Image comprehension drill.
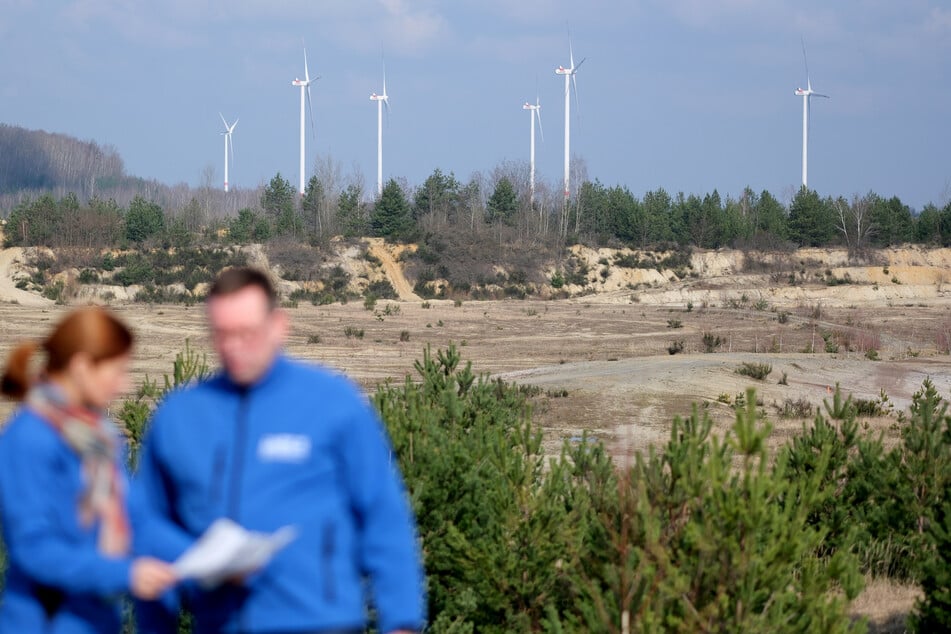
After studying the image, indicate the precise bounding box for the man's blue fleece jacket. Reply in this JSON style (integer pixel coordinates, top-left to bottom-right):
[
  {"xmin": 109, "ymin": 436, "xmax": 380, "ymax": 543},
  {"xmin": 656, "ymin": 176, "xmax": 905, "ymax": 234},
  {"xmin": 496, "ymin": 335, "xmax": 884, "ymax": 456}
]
[{"xmin": 133, "ymin": 354, "xmax": 426, "ymax": 633}]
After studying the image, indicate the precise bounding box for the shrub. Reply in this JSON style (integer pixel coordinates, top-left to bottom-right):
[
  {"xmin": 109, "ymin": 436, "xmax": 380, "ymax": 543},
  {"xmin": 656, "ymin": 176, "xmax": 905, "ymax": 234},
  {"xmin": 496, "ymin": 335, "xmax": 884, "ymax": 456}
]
[
  {"xmin": 367, "ymin": 279, "xmax": 397, "ymax": 300},
  {"xmin": 736, "ymin": 362, "xmax": 772, "ymax": 380},
  {"xmin": 822, "ymin": 331, "xmax": 839, "ymax": 353},
  {"xmin": 42, "ymin": 280, "xmax": 66, "ymax": 303},
  {"xmin": 78, "ymin": 268, "xmax": 100, "ymax": 284},
  {"xmin": 668, "ymin": 340, "xmax": 684, "ymax": 355},
  {"xmin": 399, "ymin": 330, "xmax": 410, "ymax": 342},
  {"xmin": 701, "ymin": 332, "xmax": 723, "ymax": 353},
  {"xmin": 667, "ymin": 318, "xmax": 683, "ymax": 329},
  {"xmin": 775, "ymin": 398, "xmax": 813, "ymax": 418},
  {"xmin": 343, "ymin": 326, "xmax": 364, "ymax": 339}
]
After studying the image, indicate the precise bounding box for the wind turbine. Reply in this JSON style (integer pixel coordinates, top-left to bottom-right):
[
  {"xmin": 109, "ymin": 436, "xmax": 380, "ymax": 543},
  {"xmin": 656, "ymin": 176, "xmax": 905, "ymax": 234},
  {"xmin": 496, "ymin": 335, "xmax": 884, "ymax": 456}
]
[
  {"xmin": 794, "ymin": 39, "xmax": 829, "ymax": 189},
  {"xmin": 369, "ymin": 57, "xmax": 389, "ymax": 198},
  {"xmin": 219, "ymin": 113, "xmax": 237, "ymax": 192},
  {"xmin": 522, "ymin": 96, "xmax": 543, "ymax": 208},
  {"xmin": 291, "ymin": 42, "xmax": 319, "ymax": 195},
  {"xmin": 555, "ymin": 31, "xmax": 584, "ymax": 205}
]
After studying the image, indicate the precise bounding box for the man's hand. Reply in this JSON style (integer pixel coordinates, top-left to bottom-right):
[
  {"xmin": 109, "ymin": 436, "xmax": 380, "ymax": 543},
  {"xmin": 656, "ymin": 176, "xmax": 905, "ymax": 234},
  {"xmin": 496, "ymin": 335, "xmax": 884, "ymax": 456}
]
[{"xmin": 130, "ymin": 557, "xmax": 177, "ymax": 600}]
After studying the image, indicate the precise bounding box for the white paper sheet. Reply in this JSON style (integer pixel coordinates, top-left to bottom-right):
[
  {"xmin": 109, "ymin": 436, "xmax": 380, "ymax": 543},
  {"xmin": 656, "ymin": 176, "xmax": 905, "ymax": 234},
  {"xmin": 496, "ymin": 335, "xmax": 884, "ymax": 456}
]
[{"xmin": 172, "ymin": 518, "xmax": 298, "ymax": 587}]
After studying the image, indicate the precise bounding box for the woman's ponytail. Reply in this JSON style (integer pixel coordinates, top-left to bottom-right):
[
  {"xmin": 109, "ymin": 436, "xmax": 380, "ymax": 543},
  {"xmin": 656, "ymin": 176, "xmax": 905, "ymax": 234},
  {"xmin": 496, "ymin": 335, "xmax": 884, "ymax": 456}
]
[{"xmin": 1, "ymin": 341, "xmax": 40, "ymax": 400}]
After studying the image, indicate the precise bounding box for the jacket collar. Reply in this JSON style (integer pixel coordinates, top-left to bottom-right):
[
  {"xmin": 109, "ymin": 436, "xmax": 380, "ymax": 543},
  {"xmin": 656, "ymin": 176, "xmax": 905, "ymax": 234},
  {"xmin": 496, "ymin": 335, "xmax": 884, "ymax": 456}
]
[{"xmin": 218, "ymin": 352, "xmax": 290, "ymax": 393}]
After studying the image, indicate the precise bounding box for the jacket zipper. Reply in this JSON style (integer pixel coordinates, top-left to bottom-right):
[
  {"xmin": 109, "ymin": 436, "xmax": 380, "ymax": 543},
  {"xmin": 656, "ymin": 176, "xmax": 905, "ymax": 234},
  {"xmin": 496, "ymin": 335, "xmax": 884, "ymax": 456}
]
[
  {"xmin": 227, "ymin": 387, "xmax": 251, "ymax": 632},
  {"xmin": 227, "ymin": 387, "xmax": 250, "ymax": 521}
]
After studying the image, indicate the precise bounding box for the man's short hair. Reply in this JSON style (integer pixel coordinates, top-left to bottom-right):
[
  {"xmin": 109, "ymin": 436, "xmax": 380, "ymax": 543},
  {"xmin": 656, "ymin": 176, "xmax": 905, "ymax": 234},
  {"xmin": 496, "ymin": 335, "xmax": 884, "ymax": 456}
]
[{"xmin": 208, "ymin": 267, "xmax": 278, "ymax": 310}]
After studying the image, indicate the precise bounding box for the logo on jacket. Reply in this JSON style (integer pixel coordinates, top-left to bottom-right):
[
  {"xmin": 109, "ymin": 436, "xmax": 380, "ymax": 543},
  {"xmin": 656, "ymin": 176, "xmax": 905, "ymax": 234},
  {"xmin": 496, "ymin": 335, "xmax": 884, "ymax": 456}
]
[{"xmin": 258, "ymin": 434, "xmax": 311, "ymax": 463}]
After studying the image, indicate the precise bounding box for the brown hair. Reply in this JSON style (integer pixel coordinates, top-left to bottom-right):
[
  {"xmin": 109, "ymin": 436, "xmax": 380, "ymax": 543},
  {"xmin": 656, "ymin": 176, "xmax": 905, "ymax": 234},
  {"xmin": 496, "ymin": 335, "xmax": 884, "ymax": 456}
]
[
  {"xmin": 208, "ymin": 267, "xmax": 277, "ymax": 310},
  {"xmin": 1, "ymin": 307, "xmax": 134, "ymax": 400}
]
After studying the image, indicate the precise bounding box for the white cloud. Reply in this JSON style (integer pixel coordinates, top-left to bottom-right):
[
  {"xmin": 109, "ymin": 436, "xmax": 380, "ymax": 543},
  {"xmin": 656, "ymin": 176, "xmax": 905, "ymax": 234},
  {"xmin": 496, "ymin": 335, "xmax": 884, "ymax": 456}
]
[
  {"xmin": 379, "ymin": 0, "xmax": 450, "ymax": 55},
  {"xmin": 925, "ymin": 6, "xmax": 951, "ymax": 40}
]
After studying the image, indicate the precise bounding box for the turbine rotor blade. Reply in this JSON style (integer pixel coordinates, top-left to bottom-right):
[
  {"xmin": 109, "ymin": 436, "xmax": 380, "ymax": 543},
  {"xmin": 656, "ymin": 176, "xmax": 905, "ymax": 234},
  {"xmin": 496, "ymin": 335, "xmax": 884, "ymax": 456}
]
[
  {"xmin": 574, "ymin": 56, "xmax": 586, "ymax": 71},
  {"xmin": 536, "ymin": 106, "xmax": 544, "ymax": 143},
  {"xmin": 572, "ymin": 74, "xmax": 581, "ymax": 121},
  {"xmin": 801, "ymin": 37, "xmax": 811, "ymax": 90},
  {"xmin": 219, "ymin": 112, "xmax": 228, "ymax": 129},
  {"xmin": 568, "ymin": 26, "xmax": 575, "ymax": 69},
  {"xmin": 307, "ymin": 85, "xmax": 317, "ymax": 144}
]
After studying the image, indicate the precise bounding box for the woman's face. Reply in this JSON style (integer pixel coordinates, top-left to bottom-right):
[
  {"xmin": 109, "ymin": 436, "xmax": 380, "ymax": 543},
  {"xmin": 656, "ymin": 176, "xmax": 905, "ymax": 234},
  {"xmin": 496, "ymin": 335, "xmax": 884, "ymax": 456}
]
[{"xmin": 72, "ymin": 353, "xmax": 131, "ymax": 410}]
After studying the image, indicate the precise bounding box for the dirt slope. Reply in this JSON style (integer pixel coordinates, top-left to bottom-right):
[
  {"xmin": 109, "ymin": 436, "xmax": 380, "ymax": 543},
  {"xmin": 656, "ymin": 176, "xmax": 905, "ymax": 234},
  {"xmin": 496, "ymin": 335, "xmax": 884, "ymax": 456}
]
[
  {"xmin": 365, "ymin": 238, "xmax": 420, "ymax": 301},
  {"xmin": 0, "ymin": 247, "xmax": 52, "ymax": 307}
]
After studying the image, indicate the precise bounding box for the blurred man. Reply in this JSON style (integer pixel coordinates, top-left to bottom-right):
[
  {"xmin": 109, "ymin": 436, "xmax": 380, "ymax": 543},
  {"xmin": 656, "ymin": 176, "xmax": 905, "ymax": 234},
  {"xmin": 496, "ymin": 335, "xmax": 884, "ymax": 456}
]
[{"xmin": 134, "ymin": 267, "xmax": 425, "ymax": 634}]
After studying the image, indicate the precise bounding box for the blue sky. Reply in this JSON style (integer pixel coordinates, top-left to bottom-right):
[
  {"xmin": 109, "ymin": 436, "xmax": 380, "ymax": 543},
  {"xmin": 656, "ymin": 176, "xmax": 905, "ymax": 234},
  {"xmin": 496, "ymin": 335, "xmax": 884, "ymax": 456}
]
[{"xmin": 1, "ymin": 0, "xmax": 949, "ymax": 209}]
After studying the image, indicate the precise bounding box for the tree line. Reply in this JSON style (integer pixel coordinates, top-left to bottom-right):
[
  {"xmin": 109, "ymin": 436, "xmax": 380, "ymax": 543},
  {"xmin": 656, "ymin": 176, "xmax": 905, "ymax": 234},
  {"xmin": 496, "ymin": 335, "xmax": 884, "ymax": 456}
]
[{"xmin": 5, "ymin": 168, "xmax": 951, "ymax": 257}]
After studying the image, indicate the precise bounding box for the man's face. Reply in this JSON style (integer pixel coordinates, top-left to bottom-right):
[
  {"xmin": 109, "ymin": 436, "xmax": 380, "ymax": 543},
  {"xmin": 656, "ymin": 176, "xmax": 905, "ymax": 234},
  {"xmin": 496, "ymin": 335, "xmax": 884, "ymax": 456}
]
[{"xmin": 207, "ymin": 286, "xmax": 287, "ymax": 386}]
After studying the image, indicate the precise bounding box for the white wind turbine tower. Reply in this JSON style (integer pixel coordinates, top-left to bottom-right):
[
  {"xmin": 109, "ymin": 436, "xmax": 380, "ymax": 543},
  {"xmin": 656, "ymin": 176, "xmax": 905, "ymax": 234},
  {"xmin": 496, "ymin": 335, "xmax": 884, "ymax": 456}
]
[
  {"xmin": 555, "ymin": 32, "xmax": 584, "ymax": 206},
  {"xmin": 794, "ymin": 39, "xmax": 829, "ymax": 189},
  {"xmin": 291, "ymin": 43, "xmax": 319, "ymax": 195},
  {"xmin": 522, "ymin": 96, "xmax": 543, "ymax": 208},
  {"xmin": 369, "ymin": 58, "xmax": 389, "ymax": 197},
  {"xmin": 219, "ymin": 113, "xmax": 238, "ymax": 192}
]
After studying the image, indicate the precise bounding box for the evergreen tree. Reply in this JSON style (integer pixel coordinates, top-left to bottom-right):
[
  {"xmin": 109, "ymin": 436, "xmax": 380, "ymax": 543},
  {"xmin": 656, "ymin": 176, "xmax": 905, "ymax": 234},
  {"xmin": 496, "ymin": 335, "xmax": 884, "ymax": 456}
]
[
  {"xmin": 643, "ymin": 187, "xmax": 675, "ymax": 244},
  {"xmin": 228, "ymin": 208, "xmax": 256, "ymax": 244},
  {"xmin": 337, "ymin": 183, "xmax": 367, "ymax": 238},
  {"xmin": 788, "ymin": 187, "xmax": 836, "ymax": 246},
  {"xmin": 414, "ymin": 168, "xmax": 462, "ymax": 223},
  {"xmin": 261, "ymin": 172, "xmax": 296, "ymax": 221},
  {"xmin": 125, "ymin": 195, "xmax": 165, "ymax": 243},
  {"xmin": 370, "ymin": 179, "xmax": 413, "ymax": 240},
  {"xmin": 754, "ymin": 189, "xmax": 789, "ymax": 244},
  {"xmin": 486, "ymin": 177, "xmax": 518, "ymax": 226},
  {"xmin": 915, "ymin": 203, "xmax": 942, "ymax": 244},
  {"xmin": 4, "ymin": 195, "xmax": 61, "ymax": 246},
  {"xmin": 301, "ymin": 175, "xmax": 324, "ymax": 237},
  {"xmin": 870, "ymin": 194, "xmax": 914, "ymax": 246}
]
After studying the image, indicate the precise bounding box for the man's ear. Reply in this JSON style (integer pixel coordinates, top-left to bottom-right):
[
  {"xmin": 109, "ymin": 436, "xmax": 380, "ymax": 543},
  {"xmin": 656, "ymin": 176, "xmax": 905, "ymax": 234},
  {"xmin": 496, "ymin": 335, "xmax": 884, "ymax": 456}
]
[{"xmin": 272, "ymin": 308, "xmax": 290, "ymax": 343}]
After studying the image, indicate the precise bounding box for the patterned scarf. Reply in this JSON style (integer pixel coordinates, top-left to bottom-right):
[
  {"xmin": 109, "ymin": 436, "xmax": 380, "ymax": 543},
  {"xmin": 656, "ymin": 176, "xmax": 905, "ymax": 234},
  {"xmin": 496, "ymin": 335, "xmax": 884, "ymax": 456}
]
[{"xmin": 26, "ymin": 383, "xmax": 130, "ymax": 557}]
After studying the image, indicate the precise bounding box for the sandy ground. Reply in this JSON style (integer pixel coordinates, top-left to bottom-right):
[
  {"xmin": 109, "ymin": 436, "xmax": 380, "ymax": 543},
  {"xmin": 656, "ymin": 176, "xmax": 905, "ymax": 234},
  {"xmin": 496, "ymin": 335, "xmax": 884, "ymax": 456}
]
[{"xmin": 1, "ymin": 244, "xmax": 949, "ymax": 626}]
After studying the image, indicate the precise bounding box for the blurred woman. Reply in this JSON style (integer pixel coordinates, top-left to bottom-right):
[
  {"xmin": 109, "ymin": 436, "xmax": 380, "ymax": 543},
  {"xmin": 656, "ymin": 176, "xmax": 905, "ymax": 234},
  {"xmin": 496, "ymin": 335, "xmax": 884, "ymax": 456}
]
[{"xmin": 0, "ymin": 307, "xmax": 176, "ymax": 633}]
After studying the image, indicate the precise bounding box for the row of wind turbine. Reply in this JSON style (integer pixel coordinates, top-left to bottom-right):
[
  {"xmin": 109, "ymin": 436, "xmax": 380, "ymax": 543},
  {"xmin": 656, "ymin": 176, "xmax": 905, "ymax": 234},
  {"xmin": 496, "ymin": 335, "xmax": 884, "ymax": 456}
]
[{"xmin": 220, "ymin": 38, "xmax": 825, "ymax": 196}]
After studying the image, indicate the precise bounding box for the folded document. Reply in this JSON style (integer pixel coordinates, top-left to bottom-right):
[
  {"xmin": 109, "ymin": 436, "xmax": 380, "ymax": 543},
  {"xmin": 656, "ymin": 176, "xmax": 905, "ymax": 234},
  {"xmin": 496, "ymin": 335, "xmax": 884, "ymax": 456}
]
[{"xmin": 173, "ymin": 518, "xmax": 297, "ymax": 587}]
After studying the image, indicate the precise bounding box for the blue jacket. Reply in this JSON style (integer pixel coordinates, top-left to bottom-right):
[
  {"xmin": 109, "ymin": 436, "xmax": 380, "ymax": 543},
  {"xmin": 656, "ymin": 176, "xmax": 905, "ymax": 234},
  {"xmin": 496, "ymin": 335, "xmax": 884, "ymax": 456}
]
[
  {"xmin": 133, "ymin": 354, "xmax": 426, "ymax": 633},
  {"xmin": 0, "ymin": 408, "xmax": 132, "ymax": 634}
]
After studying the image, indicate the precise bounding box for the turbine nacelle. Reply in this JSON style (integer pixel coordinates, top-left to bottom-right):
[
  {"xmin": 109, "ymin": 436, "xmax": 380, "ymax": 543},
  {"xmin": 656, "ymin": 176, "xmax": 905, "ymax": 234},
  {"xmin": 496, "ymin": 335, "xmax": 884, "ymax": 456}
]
[{"xmin": 370, "ymin": 93, "xmax": 388, "ymax": 101}]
